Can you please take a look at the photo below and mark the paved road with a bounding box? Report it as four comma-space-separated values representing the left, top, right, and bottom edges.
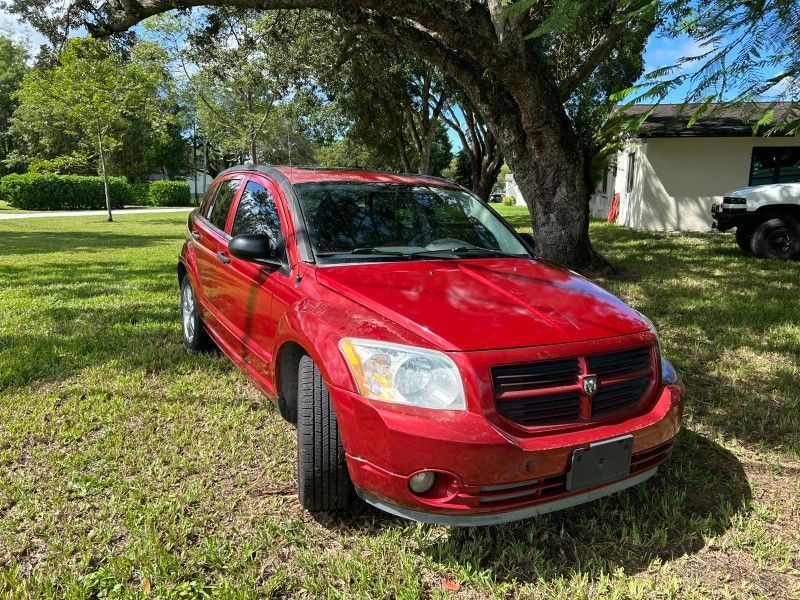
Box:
0, 207, 194, 220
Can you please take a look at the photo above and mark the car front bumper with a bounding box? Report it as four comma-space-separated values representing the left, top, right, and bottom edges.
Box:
331, 380, 684, 526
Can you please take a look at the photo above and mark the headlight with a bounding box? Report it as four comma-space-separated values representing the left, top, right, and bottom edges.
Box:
338, 338, 466, 410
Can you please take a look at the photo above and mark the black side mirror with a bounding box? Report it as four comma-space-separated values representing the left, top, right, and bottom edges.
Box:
228, 234, 282, 268
518, 232, 536, 254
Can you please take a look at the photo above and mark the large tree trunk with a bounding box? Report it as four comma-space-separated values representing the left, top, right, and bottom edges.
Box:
467, 82, 595, 268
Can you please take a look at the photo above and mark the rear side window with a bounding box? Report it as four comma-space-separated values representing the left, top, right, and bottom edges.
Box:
206, 178, 241, 231
231, 180, 285, 255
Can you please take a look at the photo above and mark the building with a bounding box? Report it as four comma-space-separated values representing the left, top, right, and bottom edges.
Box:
591, 103, 799, 232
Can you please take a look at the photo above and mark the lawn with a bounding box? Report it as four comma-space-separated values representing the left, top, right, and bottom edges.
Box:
0, 210, 798, 598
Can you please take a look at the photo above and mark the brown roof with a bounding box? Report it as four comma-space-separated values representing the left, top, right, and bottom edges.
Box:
626, 102, 797, 137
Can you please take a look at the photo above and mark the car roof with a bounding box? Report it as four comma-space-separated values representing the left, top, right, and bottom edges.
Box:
218, 165, 461, 188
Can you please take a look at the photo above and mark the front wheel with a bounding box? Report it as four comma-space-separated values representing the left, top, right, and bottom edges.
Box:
297, 355, 353, 511
751, 216, 800, 260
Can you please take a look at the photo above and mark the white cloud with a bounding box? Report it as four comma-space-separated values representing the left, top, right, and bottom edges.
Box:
644, 35, 711, 72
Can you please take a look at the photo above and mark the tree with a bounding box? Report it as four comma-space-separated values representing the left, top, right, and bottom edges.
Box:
11, 37, 167, 220
440, 97, 504, 201
323, 32, 453, 175
0, 35, 27, 175
146, 9, 319, 166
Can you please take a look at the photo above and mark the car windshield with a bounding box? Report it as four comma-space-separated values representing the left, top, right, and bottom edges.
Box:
294, 183, 529, 264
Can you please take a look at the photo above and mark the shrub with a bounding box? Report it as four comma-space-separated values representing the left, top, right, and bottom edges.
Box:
0, 173, 132, 211
147, 180, 191, 207
502, 195, 516, 206
130, 183, 150, 206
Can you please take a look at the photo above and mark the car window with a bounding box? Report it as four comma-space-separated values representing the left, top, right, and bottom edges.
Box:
199, 182, 219, 215
231, 180, 286, 255
294, 183, 527, 263
206, 178, 241, 231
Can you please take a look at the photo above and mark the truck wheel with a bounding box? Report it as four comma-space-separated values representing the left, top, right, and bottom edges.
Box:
297, 355, 353, 511
735, 225, 754, 254
180, 276, 213, 351
751, 216, 800, 259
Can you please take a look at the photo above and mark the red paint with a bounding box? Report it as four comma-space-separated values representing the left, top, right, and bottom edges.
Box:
180, 166, 684, 521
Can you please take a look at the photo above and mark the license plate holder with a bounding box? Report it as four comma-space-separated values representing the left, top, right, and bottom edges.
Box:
566, 435, 633, 491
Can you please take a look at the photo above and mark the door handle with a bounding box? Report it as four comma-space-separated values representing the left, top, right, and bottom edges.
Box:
216, 251, 231, 265
190, 231, 200, 241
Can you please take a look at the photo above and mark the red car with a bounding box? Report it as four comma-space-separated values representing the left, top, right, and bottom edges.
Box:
178, 165, 683, 526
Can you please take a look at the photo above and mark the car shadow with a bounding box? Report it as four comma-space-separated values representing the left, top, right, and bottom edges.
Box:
314, 429, 751, 584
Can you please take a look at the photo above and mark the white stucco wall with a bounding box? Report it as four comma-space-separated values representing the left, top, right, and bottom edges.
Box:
504, 173, 527, 206
604, 136, 799, 232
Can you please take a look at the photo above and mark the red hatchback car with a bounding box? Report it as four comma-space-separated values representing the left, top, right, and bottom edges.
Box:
178, 165, 683, 526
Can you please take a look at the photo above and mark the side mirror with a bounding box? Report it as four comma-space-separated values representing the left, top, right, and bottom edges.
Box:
228, 234, 282, 268
518, 232, 536, 254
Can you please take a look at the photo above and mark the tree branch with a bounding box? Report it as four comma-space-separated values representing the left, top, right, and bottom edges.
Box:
559, 0, 653, 97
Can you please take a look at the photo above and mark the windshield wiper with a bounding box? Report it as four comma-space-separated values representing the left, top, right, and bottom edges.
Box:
316, 247, 410, 257
413, 246, 521, 258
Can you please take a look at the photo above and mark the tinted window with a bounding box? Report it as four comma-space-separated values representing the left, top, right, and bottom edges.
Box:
207, 178, 241, 231
294, 183, 526, 263
199, 182, 219, 215
231, 181, 285, 253
749, 147, 800, 185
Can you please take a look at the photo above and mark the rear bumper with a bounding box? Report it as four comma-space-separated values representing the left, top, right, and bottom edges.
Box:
332, 381, 683, 524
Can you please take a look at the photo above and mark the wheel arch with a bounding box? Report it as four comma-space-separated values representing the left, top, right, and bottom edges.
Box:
753, 204, 800, 222
177, 260, 188, 287
274, 340, 310, 423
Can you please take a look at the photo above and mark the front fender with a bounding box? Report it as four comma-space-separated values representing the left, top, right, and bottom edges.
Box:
272, 297, 430, 394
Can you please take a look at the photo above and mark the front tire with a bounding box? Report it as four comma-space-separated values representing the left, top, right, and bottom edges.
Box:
751, 216, 800, 260
180, 276, 212, 351
297, 355, 353, 511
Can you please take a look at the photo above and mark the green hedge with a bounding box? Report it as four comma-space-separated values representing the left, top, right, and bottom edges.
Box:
130, 183, 151, 206
0, 173, 132, 211
147, 180, 191, 207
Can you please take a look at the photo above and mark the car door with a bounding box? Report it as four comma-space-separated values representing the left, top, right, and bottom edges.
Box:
192, 176, 242, 348
223, 176, 291, 374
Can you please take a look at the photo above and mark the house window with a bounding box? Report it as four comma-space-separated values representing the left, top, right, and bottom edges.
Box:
626, 153, 636, 193
601, 167, 608, 193
749, 147, 800, 185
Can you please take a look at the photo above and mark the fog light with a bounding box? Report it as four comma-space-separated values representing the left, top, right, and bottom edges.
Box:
409, 471, 436, 494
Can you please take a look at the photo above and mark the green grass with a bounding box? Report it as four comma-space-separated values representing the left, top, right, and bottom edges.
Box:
1, 212, 799, 598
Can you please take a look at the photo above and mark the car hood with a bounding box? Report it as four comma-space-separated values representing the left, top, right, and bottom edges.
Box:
725, 183, 800, 198
315, 258, 650, 351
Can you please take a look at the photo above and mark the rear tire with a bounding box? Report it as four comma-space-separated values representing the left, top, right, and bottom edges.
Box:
750, 216, 800, 260
735, 225, 754, 254
297, 355, 353, 511
180, 276, 212, 351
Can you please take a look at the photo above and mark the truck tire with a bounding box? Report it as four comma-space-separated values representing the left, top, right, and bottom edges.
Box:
735, 225, 754, 254
750, 216, 800, 260
297, 355, 353, 511
180, 276, 213, 351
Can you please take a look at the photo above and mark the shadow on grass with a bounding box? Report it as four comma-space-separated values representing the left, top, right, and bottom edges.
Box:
0, 230, 180, 256
590, 224, 800, 452
317, 429, 750, 585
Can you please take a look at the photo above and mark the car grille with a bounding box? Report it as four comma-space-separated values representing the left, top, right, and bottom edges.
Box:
493, 346, 655, 427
